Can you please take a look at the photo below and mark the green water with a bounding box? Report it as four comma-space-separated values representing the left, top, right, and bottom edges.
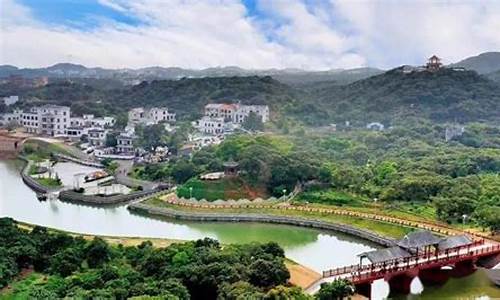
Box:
0, 160, 498, 299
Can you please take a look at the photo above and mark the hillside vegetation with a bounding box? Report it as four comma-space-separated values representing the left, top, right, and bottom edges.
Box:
0, 218, 307, 300
308, 68, 500, 125
6, 66, 500, 126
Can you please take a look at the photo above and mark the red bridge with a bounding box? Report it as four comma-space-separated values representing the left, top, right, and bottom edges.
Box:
306, 231, 500, 297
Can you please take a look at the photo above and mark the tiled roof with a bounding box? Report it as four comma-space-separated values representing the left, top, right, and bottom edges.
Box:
438, 235, 473, 251
397, 230, 442, 249
359, 247, 411, 263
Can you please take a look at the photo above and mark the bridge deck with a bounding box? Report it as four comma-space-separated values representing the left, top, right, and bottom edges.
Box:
306, 240, 500, 294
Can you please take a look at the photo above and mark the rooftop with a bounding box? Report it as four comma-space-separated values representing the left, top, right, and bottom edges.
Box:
359, 247, 412, 263
396, 230, 442, 249
438, 235, 473, 251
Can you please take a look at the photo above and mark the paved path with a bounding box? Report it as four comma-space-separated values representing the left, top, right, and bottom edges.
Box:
115, 160, 159, 191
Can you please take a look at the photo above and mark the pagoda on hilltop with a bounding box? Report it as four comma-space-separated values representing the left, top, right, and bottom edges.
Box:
426, 55, 443, 71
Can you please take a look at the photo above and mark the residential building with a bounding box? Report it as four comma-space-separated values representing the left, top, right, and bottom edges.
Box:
20, 105, 70, 136
128, 107, 175, 126
367, 122, 385, 131
88, 128, 108, 147
116, 133, 135, 155
70, 114, 115, 128
65, 127, 84, 140
2, 96, 19, 106
20, 111, 39, 133
204, 103, 269, 123
196, 116, 224, 135
445, 125, 465, 142
0, 109, 22, 126
149, 107, 176, 123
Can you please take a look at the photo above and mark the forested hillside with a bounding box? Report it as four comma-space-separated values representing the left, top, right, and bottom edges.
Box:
16, 76, 313, 122
0, 218, 304, 299
5, 66, 500, 126
308, 67, 500, 125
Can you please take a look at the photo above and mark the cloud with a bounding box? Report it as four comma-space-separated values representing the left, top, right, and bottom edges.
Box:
1, 0, 500, 69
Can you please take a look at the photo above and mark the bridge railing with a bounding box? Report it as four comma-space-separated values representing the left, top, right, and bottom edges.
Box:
322, 239, 489, 278
343, 243, 500, 283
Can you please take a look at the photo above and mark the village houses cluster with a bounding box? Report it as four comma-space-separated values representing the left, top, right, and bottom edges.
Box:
196, 103, 269, 135
1, 98, 270, 160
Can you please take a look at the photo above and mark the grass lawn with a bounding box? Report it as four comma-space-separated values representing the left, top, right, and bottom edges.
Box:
0, 272, 45, 300
177, 177, 268, 201
34, 177, 62, 188
295, 189, 369, 207
142, 198, 413, 239
22, 140, 74, 162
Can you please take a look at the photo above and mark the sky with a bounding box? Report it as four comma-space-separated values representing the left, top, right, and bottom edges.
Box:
1, 0, 500, 70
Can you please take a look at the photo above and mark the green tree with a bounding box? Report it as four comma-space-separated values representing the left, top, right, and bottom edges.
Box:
248, 258, 289, 288
105, 132, 118, 147
242, 112, 264, 132
85, 237, 112, 268
316, 279, 355, 300
171, 160, 197, 183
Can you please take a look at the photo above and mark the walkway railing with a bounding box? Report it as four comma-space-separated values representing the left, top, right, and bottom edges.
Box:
322, 240, 500, 283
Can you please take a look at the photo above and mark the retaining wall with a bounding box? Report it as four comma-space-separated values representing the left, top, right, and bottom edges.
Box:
128, 203, 396, 247
59, 188, 169, 205
19, 157, 60, 194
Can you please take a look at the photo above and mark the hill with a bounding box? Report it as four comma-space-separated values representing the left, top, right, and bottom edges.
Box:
309, 67, 500, 125
486, 70, 500, 83
8, 68, 500, 126
0, 63, 382, 86
450, 52, 500, 74
17, 76, 323, 122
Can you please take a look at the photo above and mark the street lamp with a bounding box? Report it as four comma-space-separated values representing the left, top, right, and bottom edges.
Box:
282, 188, 287, 200
189, 186, 193, 199
462, 214, 468, 226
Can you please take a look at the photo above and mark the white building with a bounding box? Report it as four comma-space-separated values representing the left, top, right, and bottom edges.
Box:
204, 103, 269, 123
149, 107, 176, 123
128, 107, 176, 126
65, 127, 84, 140
70, 114, 115, 128
196, 116, 224, 135
2, 96, 19, 106
87, 128, 108, 147
367, 122, 385, 131
20, 105, 70, 136
0, 109, 22, 126
116, 133, 135, 155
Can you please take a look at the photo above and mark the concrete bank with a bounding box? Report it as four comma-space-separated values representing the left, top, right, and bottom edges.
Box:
59, 188, 169, 205
19, 157, 61, 194
128, 203, 396, 247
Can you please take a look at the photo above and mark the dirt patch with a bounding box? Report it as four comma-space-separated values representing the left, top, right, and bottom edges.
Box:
0, 268, 34, 294
286, 261, 321, 290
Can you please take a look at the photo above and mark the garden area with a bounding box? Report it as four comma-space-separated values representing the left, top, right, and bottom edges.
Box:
177, 177, 268, 201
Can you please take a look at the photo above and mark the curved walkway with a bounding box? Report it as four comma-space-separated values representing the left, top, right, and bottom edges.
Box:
149, 196, 498, 242
128, 203, 395, 246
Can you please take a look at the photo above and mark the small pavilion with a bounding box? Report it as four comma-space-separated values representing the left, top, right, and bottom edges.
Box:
359, 230, 444, 265
426, 55, 443, 71
223, 159, 239, 177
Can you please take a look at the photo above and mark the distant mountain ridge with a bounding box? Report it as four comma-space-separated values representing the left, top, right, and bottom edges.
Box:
0, 63, 383, 86
450, 52, 500, 74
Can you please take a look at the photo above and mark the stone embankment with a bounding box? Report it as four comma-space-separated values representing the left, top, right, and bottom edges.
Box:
140, 195, 499, 242
19, 157, 61, 194
59, 188, 169, 205
128, 203, 396, 247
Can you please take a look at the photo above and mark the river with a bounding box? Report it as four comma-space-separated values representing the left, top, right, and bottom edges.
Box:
0, 160, 498, 299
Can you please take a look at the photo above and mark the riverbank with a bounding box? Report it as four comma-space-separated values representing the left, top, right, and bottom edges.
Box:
15, 220, 184, 247
13, 219, 321, 291
144, 194, 499, 242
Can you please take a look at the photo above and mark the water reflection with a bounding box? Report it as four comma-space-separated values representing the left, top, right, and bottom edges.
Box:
1, 160, 498, 299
